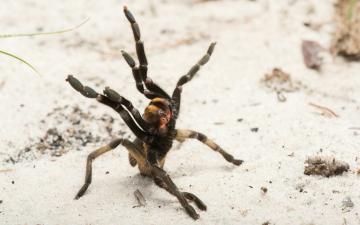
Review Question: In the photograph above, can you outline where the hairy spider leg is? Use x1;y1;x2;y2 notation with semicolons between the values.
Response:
172;42;216;118
66;75;152;143
123;6;170;99
149;162;201;220
75;139;205;220
175;129;243;166
121;50;160;99
102;86;150;130
74;138;145;199
154;177;207;211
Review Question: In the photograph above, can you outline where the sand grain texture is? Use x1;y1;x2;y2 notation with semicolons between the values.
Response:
1;0;360;224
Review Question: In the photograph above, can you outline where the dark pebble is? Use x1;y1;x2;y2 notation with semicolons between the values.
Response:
250;127;259;132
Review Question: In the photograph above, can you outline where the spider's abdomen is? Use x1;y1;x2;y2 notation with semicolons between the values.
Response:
135;133;174;176
152;134;175;156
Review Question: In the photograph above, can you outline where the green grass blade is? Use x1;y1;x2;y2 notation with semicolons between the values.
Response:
348;0;358;20
0;50;41;76
0;18;89;39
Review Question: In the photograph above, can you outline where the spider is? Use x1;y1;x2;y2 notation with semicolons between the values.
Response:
66;6;243;220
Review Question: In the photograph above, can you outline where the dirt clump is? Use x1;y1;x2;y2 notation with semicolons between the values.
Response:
261;68;303;102
304;155;350;177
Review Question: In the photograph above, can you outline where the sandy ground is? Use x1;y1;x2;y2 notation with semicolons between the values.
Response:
1;0;360;224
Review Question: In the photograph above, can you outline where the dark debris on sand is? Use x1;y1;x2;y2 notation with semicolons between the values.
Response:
304;155;350;177
5;105;127;163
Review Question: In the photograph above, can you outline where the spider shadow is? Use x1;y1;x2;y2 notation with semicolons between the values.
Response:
168;162;240;179
116;162;241;207
119;173;154;191
118;173;180;206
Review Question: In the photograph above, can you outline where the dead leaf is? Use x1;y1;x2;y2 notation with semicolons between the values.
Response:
302;40;323;70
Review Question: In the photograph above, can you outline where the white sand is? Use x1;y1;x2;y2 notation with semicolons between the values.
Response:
1;0;360;224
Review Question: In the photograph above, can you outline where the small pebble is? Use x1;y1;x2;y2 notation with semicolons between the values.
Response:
261;187;268;194
342;196;354;211
250;127;259;132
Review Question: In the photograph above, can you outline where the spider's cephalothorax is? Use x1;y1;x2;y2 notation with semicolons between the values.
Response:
143;97;173;134
66;6;243;220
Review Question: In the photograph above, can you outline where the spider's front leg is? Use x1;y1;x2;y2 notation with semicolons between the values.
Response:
66;75;153;141
122;6;170;99
172;42;216;118
147;150;205;220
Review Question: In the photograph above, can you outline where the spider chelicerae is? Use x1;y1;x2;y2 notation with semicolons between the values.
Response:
66;6;243;220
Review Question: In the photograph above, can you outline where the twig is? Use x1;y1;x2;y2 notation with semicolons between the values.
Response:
0;79;6;90
309;102;339;118
349;127;360;130
0;169;13;173
133;189;146;207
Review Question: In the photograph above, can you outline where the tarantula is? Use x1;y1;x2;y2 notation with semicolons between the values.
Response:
66;6;243;220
